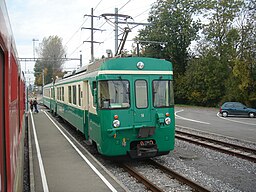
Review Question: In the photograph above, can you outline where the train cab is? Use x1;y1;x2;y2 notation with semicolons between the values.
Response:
92;57;175;158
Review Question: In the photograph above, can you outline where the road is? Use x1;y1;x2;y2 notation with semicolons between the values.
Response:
175;106;256;143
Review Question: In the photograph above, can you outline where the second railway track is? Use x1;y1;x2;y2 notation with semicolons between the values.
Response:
175;128;256;163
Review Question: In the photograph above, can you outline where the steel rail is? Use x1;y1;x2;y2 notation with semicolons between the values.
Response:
120;163;164;192
176;130;256;155
175;130;256;163
121;161;210;192
147;159;211;192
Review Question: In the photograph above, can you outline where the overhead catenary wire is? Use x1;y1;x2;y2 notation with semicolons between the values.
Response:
94;0;104;10
64;19;88;47
64;0;105;47
96;5;153;55
68;21;108;57
118;0;132;11
67;1;154;60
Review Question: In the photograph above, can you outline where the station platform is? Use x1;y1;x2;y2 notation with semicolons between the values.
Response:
28;106;127;192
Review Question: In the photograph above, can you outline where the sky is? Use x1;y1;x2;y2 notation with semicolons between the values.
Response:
6;0;157;83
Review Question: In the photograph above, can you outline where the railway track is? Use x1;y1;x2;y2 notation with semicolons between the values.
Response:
57;116;210;191
175;129;256;163
120;159;210;192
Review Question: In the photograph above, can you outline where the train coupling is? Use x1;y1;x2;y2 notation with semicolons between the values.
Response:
128;140;158;158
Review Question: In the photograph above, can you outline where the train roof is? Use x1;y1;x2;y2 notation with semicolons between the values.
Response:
0;1;13;46
0;1;21;73
100;57;173;71
45;57;173;87
0;0;20;60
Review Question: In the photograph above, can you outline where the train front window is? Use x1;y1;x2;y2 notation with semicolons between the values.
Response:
99;80;130;109
153;80;174;108
135;80;148;108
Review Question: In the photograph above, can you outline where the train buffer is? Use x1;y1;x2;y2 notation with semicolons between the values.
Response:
28;107;127;192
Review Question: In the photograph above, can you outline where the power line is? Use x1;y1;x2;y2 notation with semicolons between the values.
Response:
119;2;152;17
67;1;153;60
18;57;81;62
68;42;84;57
94;0;104;10
64;18;89;47
133;8;151;19
119;0;132;11
68;21;107;58
64;0;104;47
83;8;106;62
99;6;152;41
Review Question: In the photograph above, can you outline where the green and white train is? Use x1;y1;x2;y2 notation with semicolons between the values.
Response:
43;57;175;159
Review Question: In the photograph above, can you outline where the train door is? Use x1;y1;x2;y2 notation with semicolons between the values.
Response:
50;86;56;113
87;81;100;143
50;87;53;111
83;81;89;140
133;77;151;123
0;48;6;192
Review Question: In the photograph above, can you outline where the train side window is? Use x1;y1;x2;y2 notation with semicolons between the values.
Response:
45;88;50;97
59;87;61;101
92;81;97;107
78;85;81;106
61;87;64;101
135;80;148;109
56;88;58;100
73;85;77;105
51;88;54;98
68;86;72;103
92;81;96;90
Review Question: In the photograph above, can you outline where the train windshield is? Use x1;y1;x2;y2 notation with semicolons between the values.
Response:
99;80;130;109
153;80;174;108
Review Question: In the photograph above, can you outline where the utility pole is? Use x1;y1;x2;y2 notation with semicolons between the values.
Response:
115;8;118;53
79;51;82;68
83;8;104;62
102;10;151;56
101;12;133;56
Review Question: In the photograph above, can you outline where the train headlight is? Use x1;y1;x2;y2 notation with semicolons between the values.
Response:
165;117;171;125
113;120;120;128
137;61;144;69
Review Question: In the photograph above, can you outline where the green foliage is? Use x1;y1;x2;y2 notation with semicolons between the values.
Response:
34;35;66;85
136;0;256;107
137;0;202;76
177;52;227;106
28;0;256;107
31;0;256;108
233;59;250;90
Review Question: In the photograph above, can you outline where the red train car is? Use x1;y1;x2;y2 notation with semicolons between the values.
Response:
0;1;26;192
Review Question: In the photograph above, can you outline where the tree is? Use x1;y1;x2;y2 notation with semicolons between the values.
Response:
235;0;256;105
34;35;66;85
178;51;227;106
191;0;243;106
137;0;202;76
202;0;242;58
